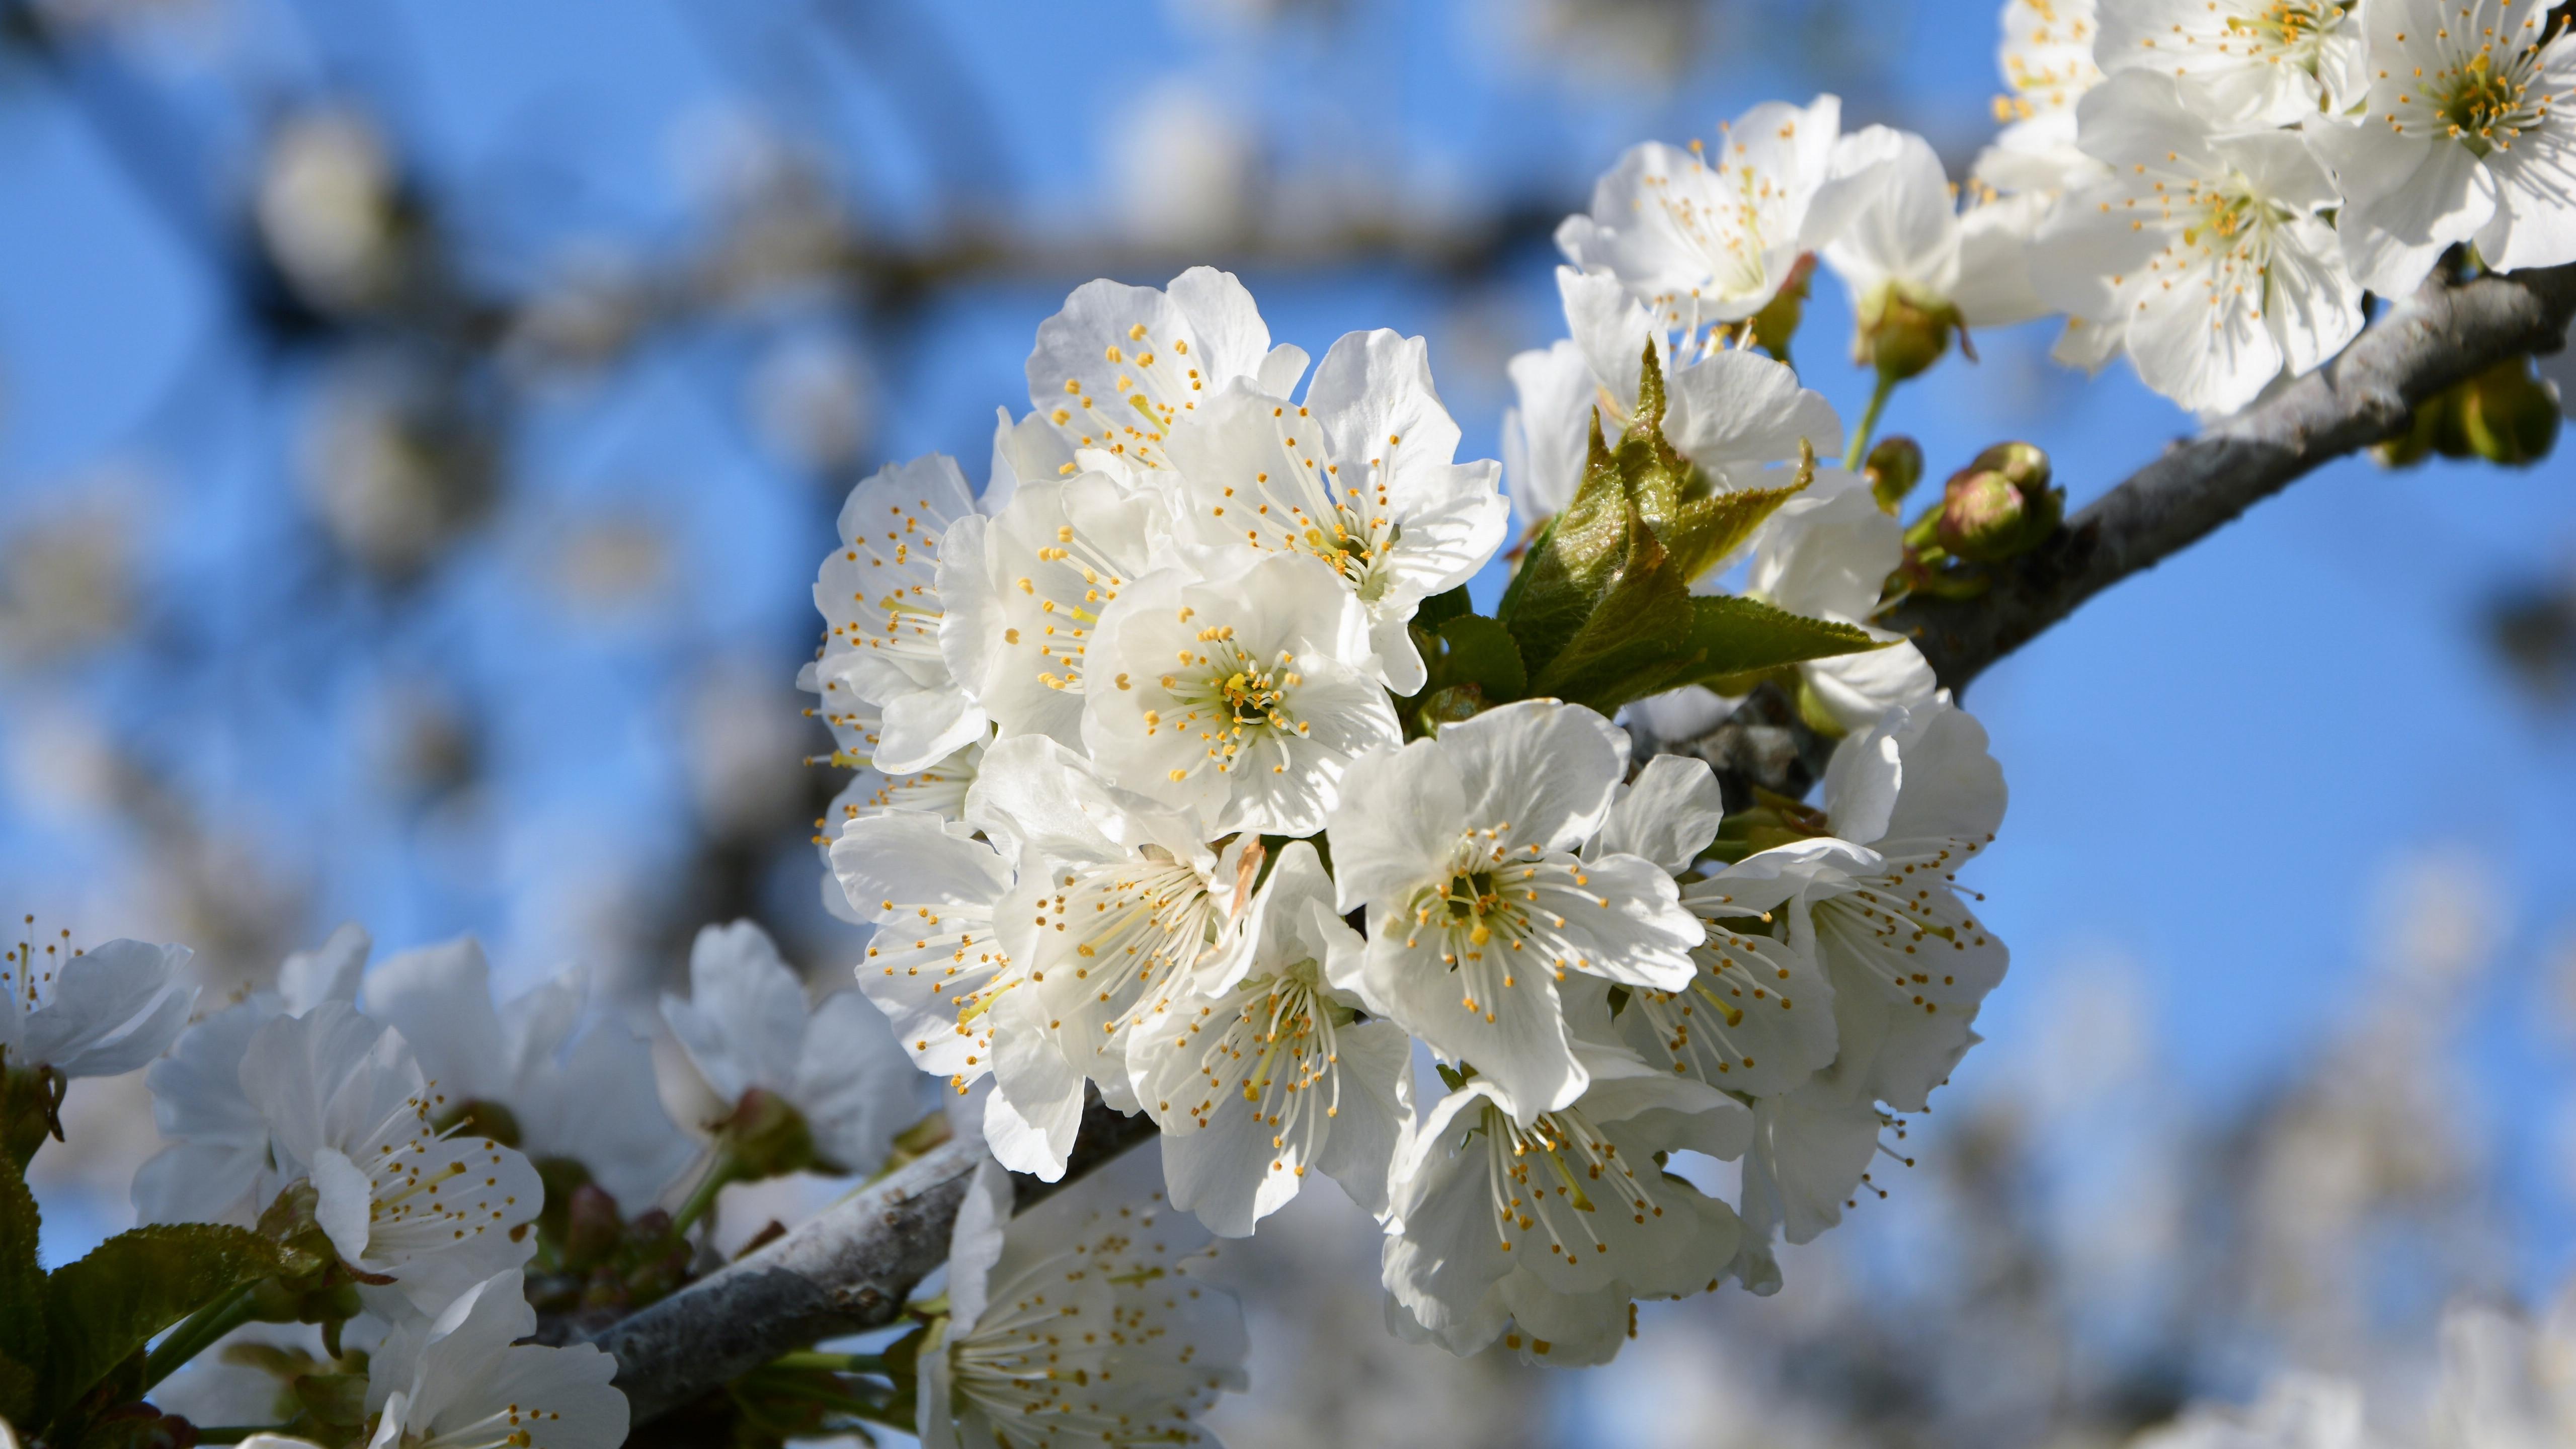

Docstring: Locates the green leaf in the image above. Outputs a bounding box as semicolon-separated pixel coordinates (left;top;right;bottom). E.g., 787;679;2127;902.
1;1154;44;1406
42;1224;288;1418
1424;615;1525;703
1526;503;1698;713
1499;413;1636;677
1665;595;1883;688
1412;585;1472;632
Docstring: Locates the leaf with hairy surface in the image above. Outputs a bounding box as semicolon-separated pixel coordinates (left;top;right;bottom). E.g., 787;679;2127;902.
41;1224;291;1422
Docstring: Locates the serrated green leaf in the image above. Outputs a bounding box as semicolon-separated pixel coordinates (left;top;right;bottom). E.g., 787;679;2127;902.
1425;615;1525;703
1526;504;1698;712
1413;586;1472;631
1667;595;1883;687
1;1155;43;1401
1499;413;1635;676
42;1224;287;1419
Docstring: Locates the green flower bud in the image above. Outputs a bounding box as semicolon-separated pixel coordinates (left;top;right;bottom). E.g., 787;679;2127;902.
1751;252;1816;364
1933;442;2061;564
1865;436;1923;514
2457;356;2560;466
719;1086;822;1179
1855;281;1959;383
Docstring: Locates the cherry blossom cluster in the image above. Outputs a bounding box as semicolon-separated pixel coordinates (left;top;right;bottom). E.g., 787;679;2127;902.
812;261;2013;1367
1538;0;2575;423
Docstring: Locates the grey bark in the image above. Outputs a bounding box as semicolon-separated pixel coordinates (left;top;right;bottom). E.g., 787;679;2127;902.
596;262;2576;1427
597;1096;1156;1423
1660;261;2576;798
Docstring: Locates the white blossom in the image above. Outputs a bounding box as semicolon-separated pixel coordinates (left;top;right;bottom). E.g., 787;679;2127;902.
130;925;367;1229
1975;0;2107;196
1024;265;1311;474
139;1001;541;1317
1807;125;2051;339
1325;700;1700;1122
660;919;921;1174
0;933;194;1080
830;810;1018;1097
364;1270;627;1449
1382;1045;1746;1366
1556;95;1843;331
2095;0;2365;127
1128;841;1413;1235
2307;0;2576;295
811;452;987;773
1589;757;1839;1100
966;733;1270;1178
362;938;691;1214
1164;329;1509;694
940;468;1165;750
2032;71;2362;415
2434;1289;2576;1446
1082;552;1400;836
1705;698;2010;1115
922;1159;1247;1449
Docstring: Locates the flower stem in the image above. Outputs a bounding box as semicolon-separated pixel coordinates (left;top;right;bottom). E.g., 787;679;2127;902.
139;1282;262;1393
669;1144;743;1239
1844;372;1898;471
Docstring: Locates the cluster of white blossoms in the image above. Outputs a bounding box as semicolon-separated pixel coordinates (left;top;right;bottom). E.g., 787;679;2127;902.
814;259;2013;1369
1522;0;2576;423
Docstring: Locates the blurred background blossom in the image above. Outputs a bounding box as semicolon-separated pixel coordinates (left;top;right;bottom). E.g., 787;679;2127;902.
1;2;2573;1445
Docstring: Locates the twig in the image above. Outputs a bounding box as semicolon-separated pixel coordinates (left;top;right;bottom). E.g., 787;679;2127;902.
1889;261;2576;691
595;1097;1155;1425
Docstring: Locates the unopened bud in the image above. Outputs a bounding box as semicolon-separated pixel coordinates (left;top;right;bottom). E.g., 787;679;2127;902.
1855;282;1959;383
2457;356;2560;466
719;1086;822;1178
1865;436;1923;514
1969;440;2050;494
1933;442;2061;563
1936;470;2024;558
1751;253;1816;363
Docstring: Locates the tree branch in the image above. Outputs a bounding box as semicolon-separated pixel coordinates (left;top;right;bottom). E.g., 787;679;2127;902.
1661;261;2576;798
591;262;2576;1425
1892;261;2576;691
597;1098;1156;1425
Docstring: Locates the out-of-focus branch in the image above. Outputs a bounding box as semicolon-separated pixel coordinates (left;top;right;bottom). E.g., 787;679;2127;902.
1663;261;2576;794
596;1099;1157;1426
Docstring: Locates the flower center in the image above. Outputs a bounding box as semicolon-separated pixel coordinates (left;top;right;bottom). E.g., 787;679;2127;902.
1481;1104;1661;1260
1158;629;1309;777
2413;43;2551;156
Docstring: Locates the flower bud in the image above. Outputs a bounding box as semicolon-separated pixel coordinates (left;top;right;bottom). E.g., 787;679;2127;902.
1855;281;1959;383
1751;252;1815;363
718;1086;822;1178
1934;442;2061;564
1865;436;1923;515
2457;357;2560;467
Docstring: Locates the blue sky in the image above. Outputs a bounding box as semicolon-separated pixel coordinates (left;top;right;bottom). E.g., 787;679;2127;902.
4;0;2574;1356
